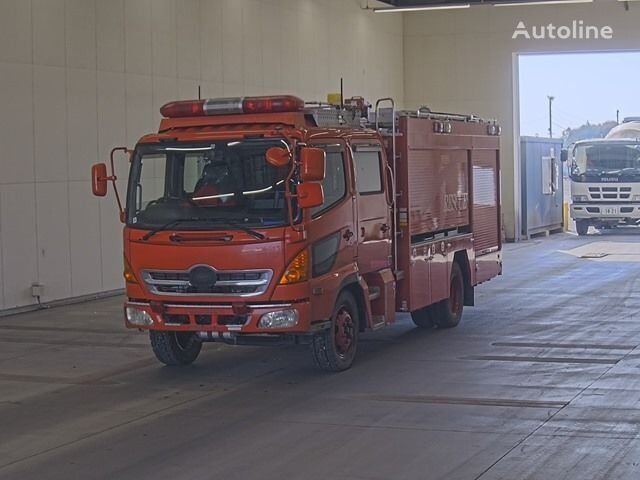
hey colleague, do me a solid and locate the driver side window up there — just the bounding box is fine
[183,154,206,193]
[311,150,346,217]
[137,154,166,211]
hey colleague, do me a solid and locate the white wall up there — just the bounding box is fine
[0,0,403,311]
[403,0,640,240]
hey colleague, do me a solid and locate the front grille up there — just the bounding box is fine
[163,314,190,325]
[587,186,635,201]
[143,267,272,297]
[218,315,249,326]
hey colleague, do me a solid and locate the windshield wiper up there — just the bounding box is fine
[206,219,266,240]
[140,217,266,241]
[141,217,212,241]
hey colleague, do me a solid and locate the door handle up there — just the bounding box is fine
[360,227,366,238]
[343,229,354,241]
[380,223,390,233]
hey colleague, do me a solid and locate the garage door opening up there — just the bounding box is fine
[516,51,640,238]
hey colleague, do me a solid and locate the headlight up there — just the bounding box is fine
[259,309,299,329]
[126,306,154,326]
[572,195,588,202]
[633,195,640,201]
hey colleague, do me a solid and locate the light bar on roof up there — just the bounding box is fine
[160,95,305,118]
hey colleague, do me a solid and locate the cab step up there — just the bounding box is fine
[368,286,381,301]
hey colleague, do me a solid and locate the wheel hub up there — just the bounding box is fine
[175,332,195,351]
[450,276,462,316]
[334,309,354,355]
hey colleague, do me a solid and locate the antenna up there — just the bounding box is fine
[198,85,201,100]
[340,78,344,110]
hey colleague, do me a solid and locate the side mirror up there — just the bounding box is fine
[300,147,326,182]
[297,183,324,209]
[91,163,108,197]
[265,146,290,168]
[560,149,568,162]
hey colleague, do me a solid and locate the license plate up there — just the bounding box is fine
[601,206,619,215]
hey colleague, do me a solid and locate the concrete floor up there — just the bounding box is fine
[2,231,640,479]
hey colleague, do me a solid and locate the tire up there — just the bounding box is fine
[311,291,359,372]
[411,305,435,328]
[150,331,202,366]
[432,262,464,329]
[576,220,589,236]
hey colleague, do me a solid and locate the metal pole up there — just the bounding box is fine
[547,95,554,138]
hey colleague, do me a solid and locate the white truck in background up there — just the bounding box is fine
[568,119,640,235]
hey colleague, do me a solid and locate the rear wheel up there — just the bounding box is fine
[576,220,589,236]
[150,331,202,366]
[311,291,359,372]
[433,262,464,329]
[411,305,435,328]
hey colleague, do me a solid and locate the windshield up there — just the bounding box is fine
[571,142,640,182]
[126,139,294,229]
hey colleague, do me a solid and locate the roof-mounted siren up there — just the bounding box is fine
[487,122,501,136]
[622,116,640,123]
[160,95,305,118]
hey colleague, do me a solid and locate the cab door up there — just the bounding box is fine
[306,141,357,322]
[350,142,392,275]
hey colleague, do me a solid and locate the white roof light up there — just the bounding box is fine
[495,0,592,6]
[373,4,471,13]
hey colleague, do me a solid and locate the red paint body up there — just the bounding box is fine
[103,96,501,345]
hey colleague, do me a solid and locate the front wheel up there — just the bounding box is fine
[311,291,359,372]
[576,220,589,236]
[150,331,202,366]
[432,262,464,329]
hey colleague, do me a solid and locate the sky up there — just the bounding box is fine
[518,51,640,138]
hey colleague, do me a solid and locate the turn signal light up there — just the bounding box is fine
[279,249,309,285]
[123,257,138,284]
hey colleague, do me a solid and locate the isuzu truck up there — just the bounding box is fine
[569,119,640,235]
[91,94,502,371]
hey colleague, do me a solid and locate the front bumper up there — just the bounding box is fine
[571,204,640,220]
[124,300,315,334]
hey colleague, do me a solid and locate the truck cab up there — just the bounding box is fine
[569,120,640,235]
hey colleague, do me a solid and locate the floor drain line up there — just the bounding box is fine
[361,394,567,409]
[462,355,619,365]
[492,341,636,350]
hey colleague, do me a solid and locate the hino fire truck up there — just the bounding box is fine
[569,119,640,235]
[91,94,502,371]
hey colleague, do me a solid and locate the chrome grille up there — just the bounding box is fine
[142,267,272,297]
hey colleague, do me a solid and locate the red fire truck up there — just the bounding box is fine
[91,94,502,372]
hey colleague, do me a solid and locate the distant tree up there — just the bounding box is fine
[563,120,618,147]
